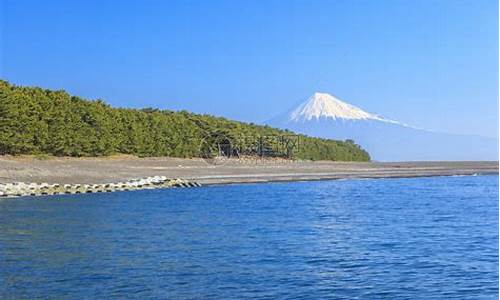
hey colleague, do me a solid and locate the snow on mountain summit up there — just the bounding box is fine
[289,92,393,123]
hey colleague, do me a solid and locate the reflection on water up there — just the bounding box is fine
[0,175,498,299]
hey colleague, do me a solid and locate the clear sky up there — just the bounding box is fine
[1,0,498,138]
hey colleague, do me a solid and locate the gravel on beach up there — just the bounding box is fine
[0,156,497,186]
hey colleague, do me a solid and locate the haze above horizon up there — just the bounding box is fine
[1,0,498,138]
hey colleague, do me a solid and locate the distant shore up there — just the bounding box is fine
[0,155,497,186]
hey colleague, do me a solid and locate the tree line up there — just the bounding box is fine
[0,80,370,161]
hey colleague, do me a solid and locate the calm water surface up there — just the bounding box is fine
[0,175,498,299]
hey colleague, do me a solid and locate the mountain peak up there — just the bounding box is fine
[290,92,383,122]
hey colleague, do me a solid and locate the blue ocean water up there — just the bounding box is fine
[0,175,498,299]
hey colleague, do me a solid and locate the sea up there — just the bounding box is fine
[0,175,498,299]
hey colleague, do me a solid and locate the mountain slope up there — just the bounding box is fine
[268,92,498,161]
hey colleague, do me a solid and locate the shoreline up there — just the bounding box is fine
[197,172,499,186]
[0,156,497,197]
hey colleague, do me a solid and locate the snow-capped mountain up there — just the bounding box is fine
[267,92,498,161]
[290,92,387,122]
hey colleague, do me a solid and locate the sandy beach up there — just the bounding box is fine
[0,156,497,185]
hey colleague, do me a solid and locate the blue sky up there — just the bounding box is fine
[1,0,498,138]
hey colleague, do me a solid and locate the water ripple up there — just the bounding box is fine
[0,175,497,299]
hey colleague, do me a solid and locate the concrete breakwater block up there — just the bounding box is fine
[0,176,201,198]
